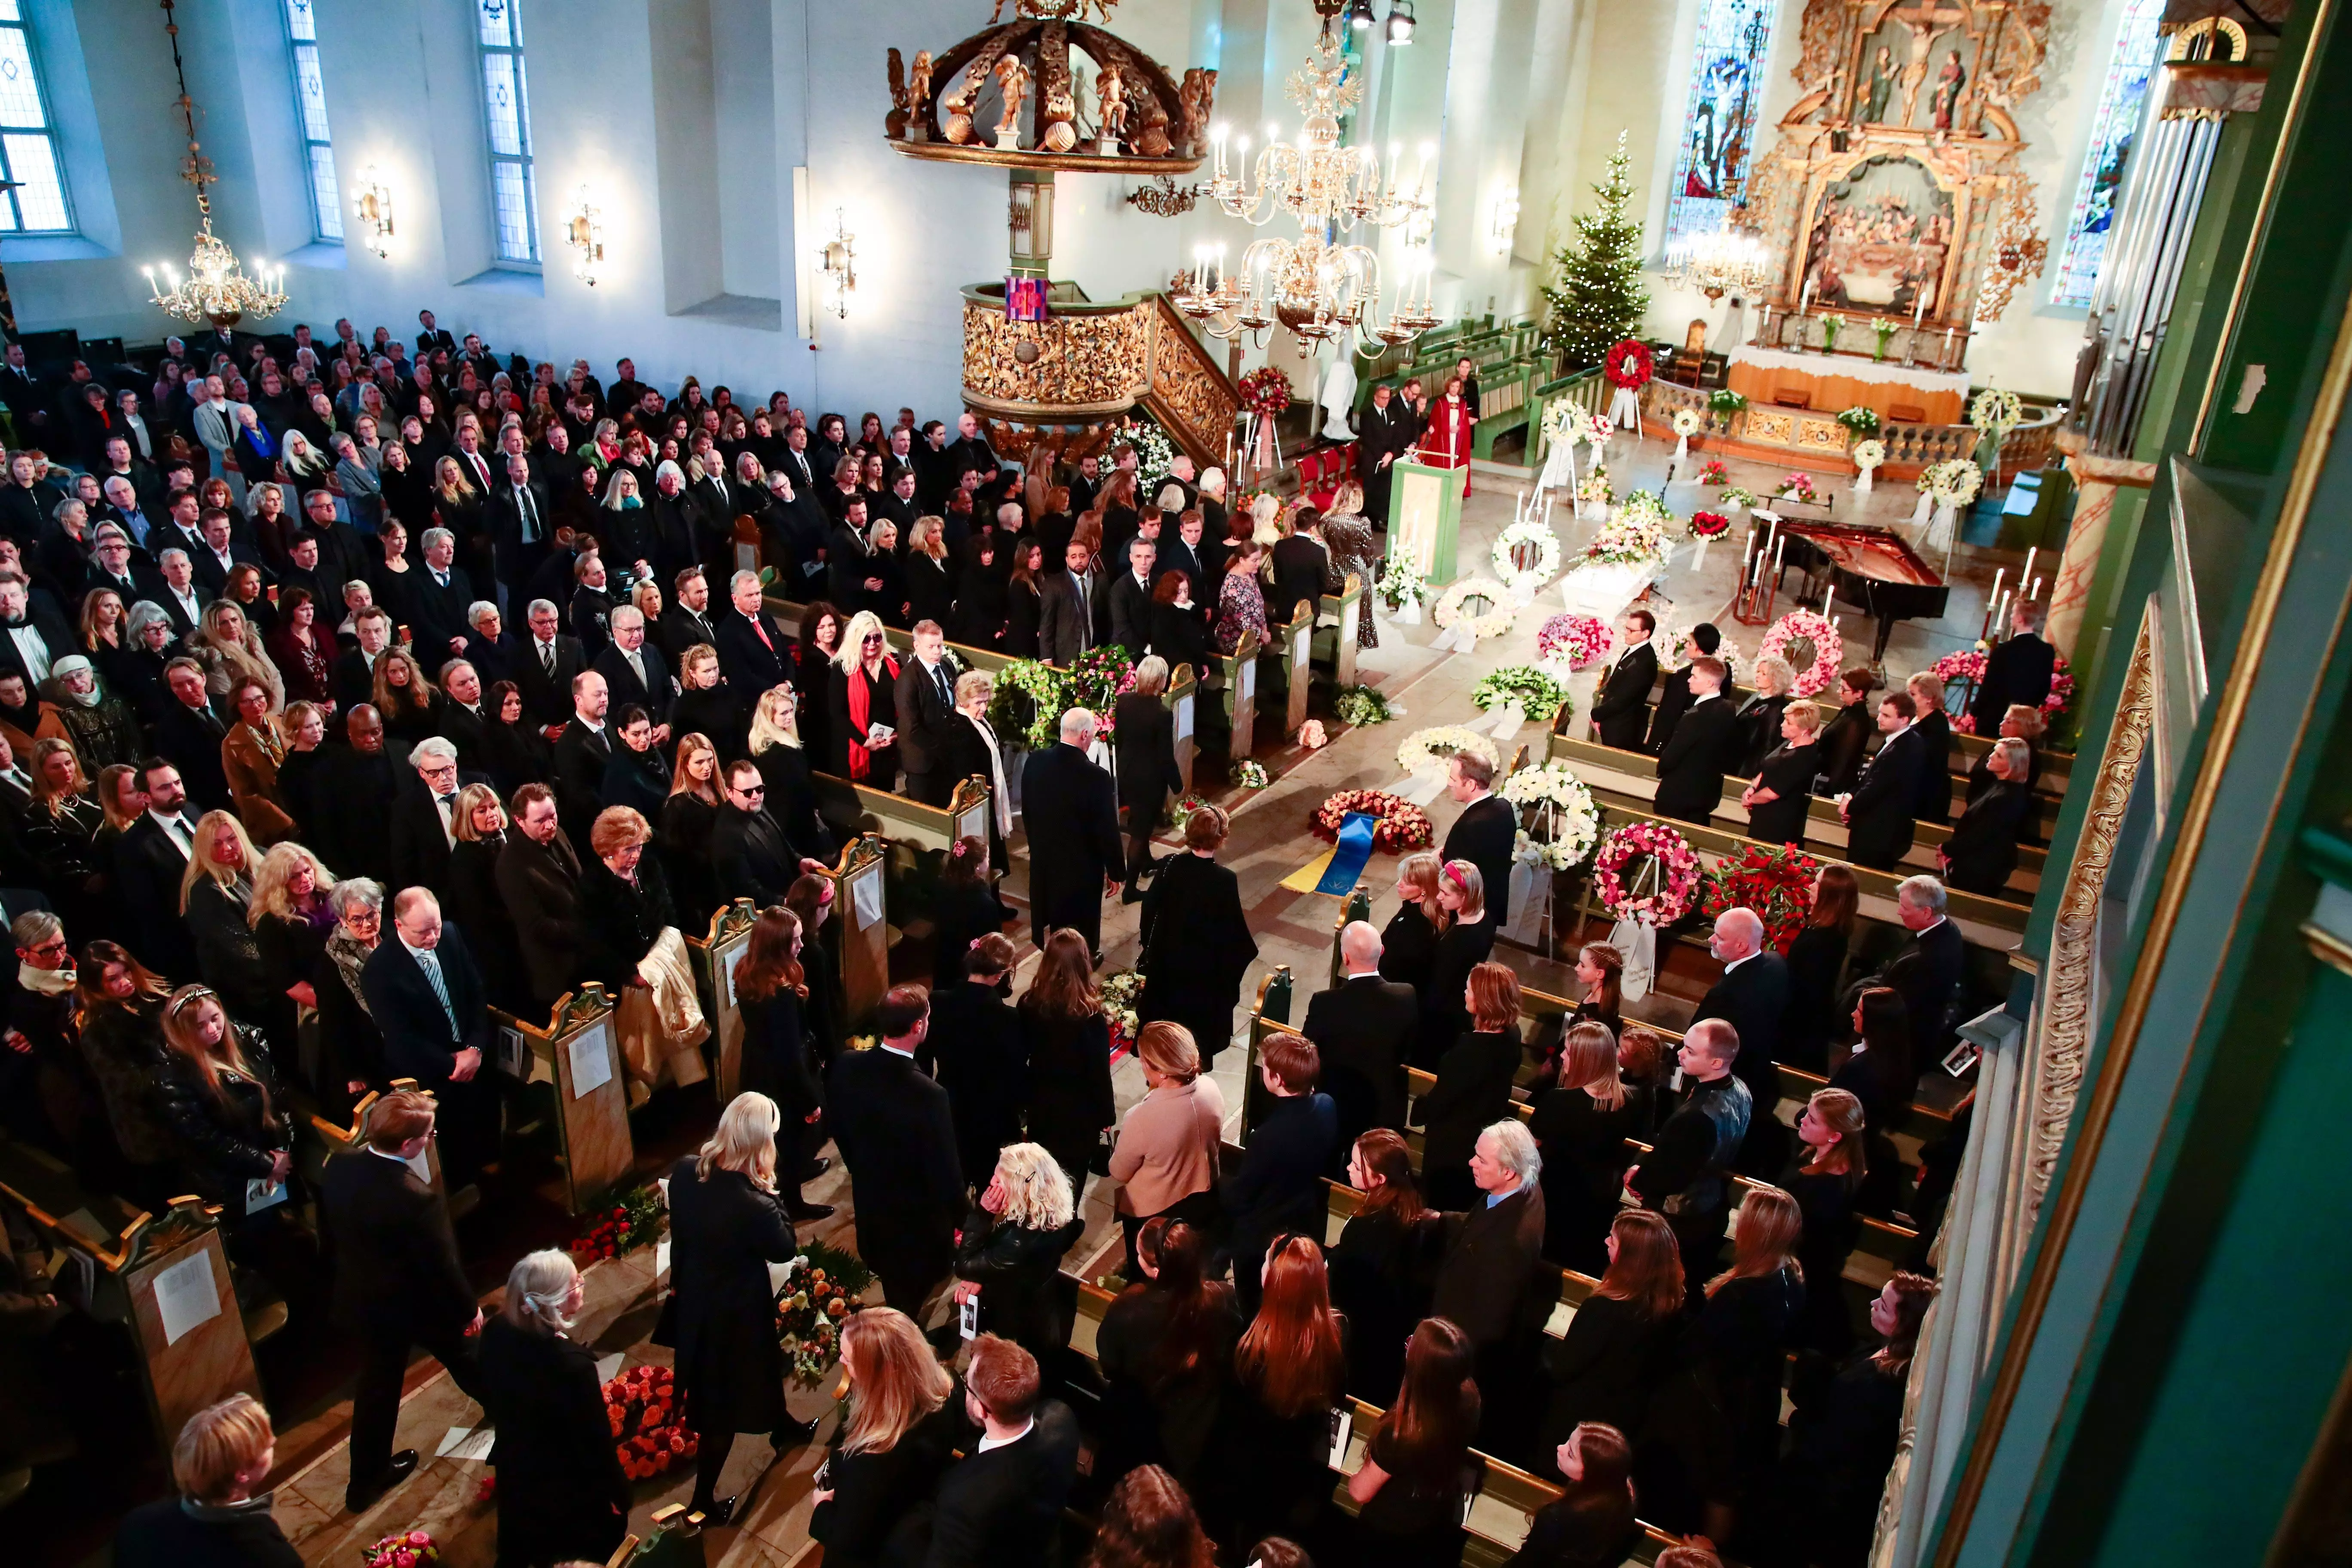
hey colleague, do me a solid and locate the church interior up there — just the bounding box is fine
[3,0,2351,1565]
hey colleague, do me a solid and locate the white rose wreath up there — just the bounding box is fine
[1432,577,1516,645]
[1396,726,1502,778]
[1492,519,1564,597]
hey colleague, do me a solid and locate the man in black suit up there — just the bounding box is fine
[515,598,588,732]
[1018,708,1123,953]
[315,706,398,882]
[1647,623,1721,754]
[928,942,1028,1189]
[83,524,165,607]
[927,1334,1082,1565]
[1589,608,1660,750]
[711,759,823,904]
[1654,656,1741,827]
[1690,906,1791,1130]
[551,670,612,831]
[713,568,791,699]
[388,737,484,899]
[1841,691,1925,870]
[1870,874,1966,1074]
[1354,381,1417,529]
[0,573,72,693]
[495,783,588,1011]
[825,985,965,1314]
[1440,750,1517,922]
[408,528,477,672]
[433,660,494,773]
[492,454,554,594]
[113,758,201,978]
[333,606,397,714]
[414,309,457,360]
[593,603,677,731]
[1158,510,1205,597]
[1972,600,2058,734]
[1037,539,1106,667]
[1106,535,1158,657]
[275,530,344,619]
[892,622,960,806]
[662,566,720,668]
[1430,1121,1550,1448]
[1628,1021,1752,1293]
[323,1089,490,1513]
[1907,671,1955,824]
[154,658,233,814]
[1303,921,1417,1164]
[360,889,498,1184]
[1221,1031,1339,1313]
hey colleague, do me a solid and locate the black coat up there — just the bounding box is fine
[578,855,675,991]
[1019,742,1121,949]
[1845,726,1925,869]
[1379,901,1440,997]
[1969,632,2055,735]
[711,801,804,907]
[1112,692,1181,823]
[1539,1293,1682,1448]
[893,654,959,789]
[1910,707,1954,823]
[1221,1090,1338,1276]
[478,1317,630,1566]
[1329,1207,1446,1405]
[1647,664,1700,754]
[1815,701,1876,796]
[359,922,492,1084]
[387,774,479,899]
[155,1027,290,1220]
[922,1400,1083,1568]
[739,986,821,1124]
[1430,1180,1549,1350]
[1268,535,1327,629]
[1779,922,1852,1074]
[322,1145,475,1337]
[514,633,588,729]
[1416,1027,1524,1188]
[953,1206,1085,1357]
[154,698,233,814]
[1732,692,1789,775]
[1943,778,2031,895]
[113,1494,303,1568]
[113,814,199,978]
[1417,916,1495,1069]
[1037,567,1108,665]
[1874,917,1965,1056]
[1018,1007,1116,1182]
[1304,973,1417,1155]
[1530,1086,1644,1275]
[930,980,1029,1190]
[1441,795,1518,923]
[495,831,588,1005]
[551,717,613,831]
[659,1156,797,1435]
[314,744,399,882]
[809,1402,960,1568]
[1690,952,1791,1110]
[751,742,834,868]
[592,641,678,726]
[1748,741,1821,846]
[714,608,792,700]
[1589,640,1659,750]
[1138,851,1258,1053]
[826,1045,964,1290]
[1655,696,1740,824]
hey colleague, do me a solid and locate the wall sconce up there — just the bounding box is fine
[352,168,394,259]
[1387,0,1416,45]
[566,188,605,286]
[1489,189,1520,254]
[819,208,856,318]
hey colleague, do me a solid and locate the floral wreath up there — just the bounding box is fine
[1968,386,2024,439]
[1396,726,1500,778]
[1540,398,1583,446]
[1758,609,1844,698]
[1473,665,1573,723]
[1312,789,1434,854]
[1699,843,1822,953]
[1672,408,1704,438]
[1500,762,1600,870]
[1583,411,1617,450]
[1592,820,1704,925]
[1604,339,1655,391]
[1433,577,1516,639]
[1239,365,1294,419]
[1919,458,1982,507]
[1689,509,1731,539]
[1537,612,1614,670]
[1492,519,1564,591]
[1852,438,1887,469]
[1099,969,1145,1050]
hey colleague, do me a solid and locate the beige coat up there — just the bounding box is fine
[1108,1075,1227,1217]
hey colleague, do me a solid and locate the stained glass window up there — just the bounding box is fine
[1663,0,1777,245]
[282,1,341,242]
[477,0,538,263]
[2049,0,2167,307]
[0,1,70,234]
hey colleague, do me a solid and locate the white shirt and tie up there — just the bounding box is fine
[511,482,542,544]
[535,635,560,676]
[402,934,460,1038]
[6,619,52,683]
[434,789,459,848]
[148,809,194,859]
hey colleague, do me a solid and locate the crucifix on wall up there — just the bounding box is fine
[1886,0,1971,124]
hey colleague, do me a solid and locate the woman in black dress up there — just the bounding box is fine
[1783,1088,1867,1359]
[732,906,832,1220]
[1415,859,1496,1070]
[1831,987,1914,1136]
[1506,1422,1640,1568]
[947,533,1008,650]
[180,812,276,1030]
[1939,735,2034,896]
[903,516,956,629]
[671,646,744,764]
[482,681,552,799]
[444,785,533,1016]
[747,685,837,865]
[1380,851,1444,1000]
[1113,658,1183,898]
[1734,656,1795,775]
[809,1307,959,1568]
[1778,864,1859,1074]
[249,842,337,1063]
[1329,1130,1445,1406]
[1537,1210,1686,1475]
[1414,960,1524,1213]
[1003,539,1045,658]
[1530,1023,1645,1275]
[1348,1316,1482,1568]
[479,1251,631,1568]
[1148,570,1216,672]
[661,1092,814,1523]
[1812,668,1879,797]
[1096,1217,1241,1488]
[1966,702,2043,804]
[1210,1234,1350,1551]
[661,733,726,923]
[599,708,673,820]
[827,610,902,790]
[1534,943,1623,1090]
[578,806,677,995]
[1138,802,1259,1067]
[1742,698,1824,847]
[949,1141,1086,1358]
[1779,1271,1936,1568]
[1017,929,1117,1199]
[931,835,1010,987]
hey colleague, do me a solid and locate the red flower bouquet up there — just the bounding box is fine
[1312,789,1434,854]
[1604,340,1655,391]
[361,1530,438,1568]
[569,1183,664,1265]
[1700,844,1822,952]
[1240,365,1294,418]
[601,1363,696,1482]
[1690,510,1731,538]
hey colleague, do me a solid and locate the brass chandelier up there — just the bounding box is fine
[1662,214,1776,303]
[1173,28,1439,350]
[144,0,286,329]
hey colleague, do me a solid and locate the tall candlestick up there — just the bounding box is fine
[2030,575,2043,600]
[2020,547,2037,593]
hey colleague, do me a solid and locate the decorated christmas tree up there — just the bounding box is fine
[1542,131,1652,371]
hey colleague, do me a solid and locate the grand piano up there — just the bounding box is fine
[1775,520,1951,661]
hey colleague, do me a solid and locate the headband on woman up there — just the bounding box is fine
[1443,863,1468,890]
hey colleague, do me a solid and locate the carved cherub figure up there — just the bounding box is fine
[995,55,1030,141]
[1178,67,1219,156]
[885,49,910,139]
[1096,62,1128,144]
[910,50,934,112]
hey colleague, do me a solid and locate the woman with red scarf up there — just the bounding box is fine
[825,608,902,790]
[1416,375,1476,497]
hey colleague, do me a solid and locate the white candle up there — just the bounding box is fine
[1914,293,1925,328]
[2020,547,2037,589]
[2030,575,2043,600]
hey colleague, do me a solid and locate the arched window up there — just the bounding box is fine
[1663,0,1779,245]
[282,0,341,243]
[2049,0,2168,307]
[0,0,71,233]
[476,0,539,264]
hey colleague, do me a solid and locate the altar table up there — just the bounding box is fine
[1726,344,1971,424]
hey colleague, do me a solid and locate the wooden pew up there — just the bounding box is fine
[1270,597,1317,736]
[1216,629,1262,763]
[685,899,759,1102]
[1314,572,1365,691]
[813,833,892,1032]
[490,986,634,1214]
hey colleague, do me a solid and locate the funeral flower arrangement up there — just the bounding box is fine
[1919,458,1983,507]
[1493,519,1565,592]
[1698,458,1731,486]
[602,1363,697,1480]
[1376,558,1431,615]
[1592,821,1705,925]
[361,1531,439,1568]
[1758,609,1844,698]
[1231,759,1269,789]
[1672,408,1704,438]
[1967,386,2025,440]
[1500,763,1601,871]
[1397,726,1500,778]
[1700,844,1822,952]
[1583,509,1670,568]
[1689,509,1732,539]
[1851,438,1886,469]
[989,659,1072,750]
[1473,666,1574,724]
[1168,791,1216,831]
[1067,646,1141,730]
[774,1241,874,1387]
[570,1183,665,1266]
[1099,969,1145,1050]
[1575,464,1616,507]
[1708,388,1749,414]
[1117,417,1180,486]
[1313,789,1433,854]
[1719,486,1757,510]
[1334,685,1394,726]
[1433,578,1517,640]
[1835,406,1881,435]
[1239,365,1294,418]
[1540,397,1584,448]
[1776,472,1820,504]
[1604,339,1656,390]
[1537,613,1614,670]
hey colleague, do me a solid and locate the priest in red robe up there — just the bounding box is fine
[1416,375,1476,496]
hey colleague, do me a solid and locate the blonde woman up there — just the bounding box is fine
[747,684,835,864]
[666,1091,815,1519]
[18,738,103,917]
[1319,478,1381,649]
[810,1308,959,1562]
[1382,850,1447,999]
[663,731,725,917]
[1734,654,1795,775]
[371,647,438,747]
[180,810,273,1026]
[827,608,900,786]
[118,1395,292,1558]
[479,1250,631,1565]
[1108,1021,1227,1274]
[155,983,292,1224]
[1417,859,1494,1066]
[1531,1020,1644,1275]
[949,1140,1086,1357]
[247,839,335,1037]
[905,514,953,627]
[190,598,285,713]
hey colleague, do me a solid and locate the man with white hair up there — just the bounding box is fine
[516,597,587,731]
[1630,1018,1752,1291]
[1304,919,1417,1152]
[714,567,790,695]
[1018,706,1123,954]
[153,547,206,642]
[1692,904,1790,1126]
[1431,1119,1548,1386]
[1196,464,1230,543]
[359,888,496,1188]
[1868,874,1963,1065]
[410,526,476,662]
[593,602,677,737]
[390,736,482,898]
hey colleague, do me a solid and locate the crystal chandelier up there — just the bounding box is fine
[1173,28,1439,350]
[143,1,287,329]
[1663,216,1776,303]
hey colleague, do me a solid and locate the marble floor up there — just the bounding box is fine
[258,436,2026,1567]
